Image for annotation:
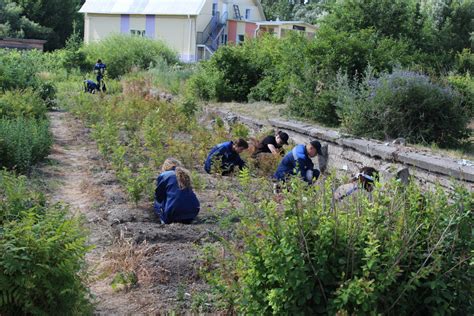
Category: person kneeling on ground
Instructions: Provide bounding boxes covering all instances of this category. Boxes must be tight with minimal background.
[204,138,248,175]
[274,140,322,185]
[252,131,289,158]
[333,166,379,202]
[154,158,200,224]
[84,79,99,93]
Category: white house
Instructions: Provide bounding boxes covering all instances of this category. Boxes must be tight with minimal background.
[79,0,316,62]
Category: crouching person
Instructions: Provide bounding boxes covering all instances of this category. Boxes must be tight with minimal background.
[204,138,248,175]
[84,79,99,93]
[274,140,322,185]
[333,167,379,202]
[154,158,200,224]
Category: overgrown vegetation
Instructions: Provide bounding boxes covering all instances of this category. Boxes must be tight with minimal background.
[335,69,470,146]
[60,64,472,314]
[1,1,473,312]
[0,170,92,315]
[202,176,473,315]
[80,34,179,78]
[189,0,473,148]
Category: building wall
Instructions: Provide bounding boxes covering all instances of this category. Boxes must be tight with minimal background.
[84,14,121,42]
[196,0,215,32]
[280,23,317,33]
[245,22,257,38]
[236,20,247,41]
[84,13,196,62]
[231,0,264,21]
[130,15,146,34]
[227,20,237,43]
[155,16,197,62]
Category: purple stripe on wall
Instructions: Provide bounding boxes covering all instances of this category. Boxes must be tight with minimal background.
[146,15,155,38]
[120,14,130,34]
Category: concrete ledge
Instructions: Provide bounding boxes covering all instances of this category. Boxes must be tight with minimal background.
[212,108,474,185]
[395,151,474,182]
[340,138,398,161]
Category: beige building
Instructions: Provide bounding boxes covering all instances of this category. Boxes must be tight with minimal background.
[79,0,315,62]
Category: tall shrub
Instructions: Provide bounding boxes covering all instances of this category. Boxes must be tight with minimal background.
[0,89,47,119]
[81,34,179,78]
[208,177,473,315]
[0,170,92,315]
[337,70,470,147]
[0,117,52,172]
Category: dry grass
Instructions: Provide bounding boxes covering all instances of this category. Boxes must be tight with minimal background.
[96,231,170,288]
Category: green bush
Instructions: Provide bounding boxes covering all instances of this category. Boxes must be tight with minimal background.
[448,73,474,117]
[455,48,474,74]
[0,170,46,225]
[288,67,341,127]
[247,33,310,104]
[0,170,92,315]
[0,50,40,91]
[189,45,263,102]
[37,81,57,108]
[186,61,221,101]
[337,70,470,147]
[0,89,48,119]
[81,34,179,78]
[0,49,61,91]
[0,117,52,172]
[209,177,473,315]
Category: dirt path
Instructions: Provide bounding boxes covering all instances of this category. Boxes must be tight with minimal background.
[38,110,224,313]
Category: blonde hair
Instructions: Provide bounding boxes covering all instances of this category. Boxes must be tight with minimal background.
[161,158,182,172]
[161,158,192,190]
[175,167,192,190]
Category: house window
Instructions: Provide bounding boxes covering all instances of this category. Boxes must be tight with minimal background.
[131,29,146,37]
[238,34,245,44]
[212,3,217,16]
[245,9,251,19]
[292,25,306,31]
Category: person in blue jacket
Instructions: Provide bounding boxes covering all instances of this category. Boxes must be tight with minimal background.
[274,140,322,184]
[84,79,99,93]
[154,158,200,224]
[204,138,248,175]
[94,59,106,91]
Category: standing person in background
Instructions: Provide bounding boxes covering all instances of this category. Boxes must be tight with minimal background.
[333,167,379,202]
[154,158,200,224]
[94,59,106,91]
[274,140,322,185]
[252,131,289,158]
[204,138,248,175]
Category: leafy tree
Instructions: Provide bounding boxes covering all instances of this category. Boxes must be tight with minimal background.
[260,0,297,20]
[14,0,84,50]
[0,0,50,39]
[323,0,420,40]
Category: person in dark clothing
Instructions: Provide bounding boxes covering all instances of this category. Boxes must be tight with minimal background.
[274,140,322,184]
[84,79,99,93]
[334,167,379,202]
[94,59,106,91]
[252,131,289,158]
[154,158,200,224]
[204,138,248,175]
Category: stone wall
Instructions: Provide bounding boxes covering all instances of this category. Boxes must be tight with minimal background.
[213,109,474,193]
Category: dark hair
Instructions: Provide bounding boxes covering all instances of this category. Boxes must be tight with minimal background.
[235,138,249,149]
[358,167,379,191]
[97,59,102,63]
[277,131,289,145]
[309,140,323,155]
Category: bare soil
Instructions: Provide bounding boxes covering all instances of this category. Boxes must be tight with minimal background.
[37,110,234,313]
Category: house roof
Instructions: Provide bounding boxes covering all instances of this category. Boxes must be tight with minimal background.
[79,0,206,16]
